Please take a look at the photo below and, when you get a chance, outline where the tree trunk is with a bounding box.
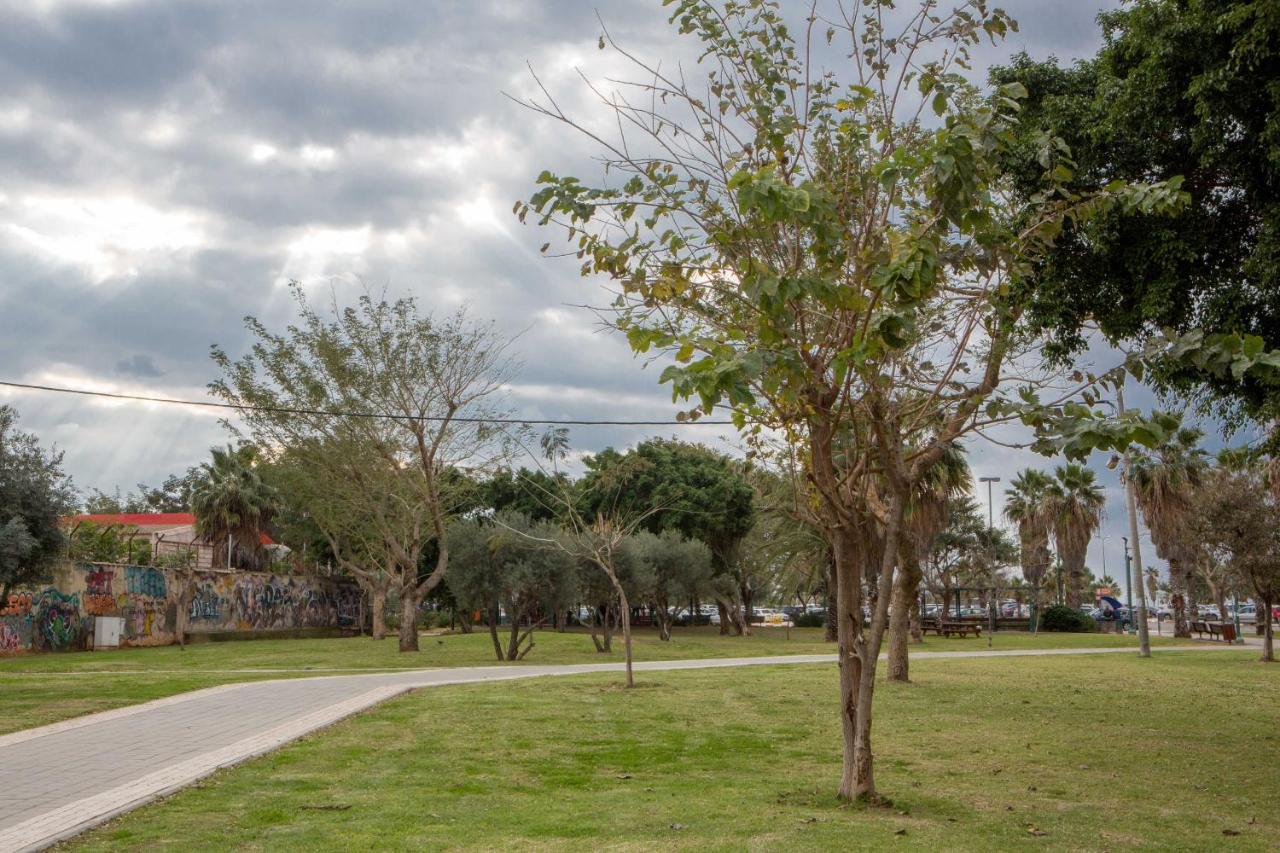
[855,503,903,803]
[825,555,838,643]
[1263,597,1274,664]
[739,581,754,637]
[598,565,634,688]
[716,601,730,635]
[398,589,420,652]
[370,586,387,641]
[1066,558,1083,609]
[834,526,862,802]
[655,592,672,641]
[458,609,473,634]
[487,602,503,661]
[886,554,920,682]
[1170,557,1190,638]
[909,596,923,644]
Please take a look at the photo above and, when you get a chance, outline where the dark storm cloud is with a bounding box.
[1,0,1143,586]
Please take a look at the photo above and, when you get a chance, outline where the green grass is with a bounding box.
[67,652,1278,852]
[0,627,1189,736]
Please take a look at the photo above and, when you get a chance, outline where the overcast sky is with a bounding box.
[2,0,1201,596]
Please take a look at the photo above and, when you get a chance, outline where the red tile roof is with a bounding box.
[68,512,196,527]
[64,513,274,545]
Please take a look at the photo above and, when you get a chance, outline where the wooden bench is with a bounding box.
[1191,621,1233,642]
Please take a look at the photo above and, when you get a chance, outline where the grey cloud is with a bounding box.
[114,354,164,378]
[2,0,1165,554]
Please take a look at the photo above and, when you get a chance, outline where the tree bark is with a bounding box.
[909,597,923,644]
[739,581,754,637]
[398,589,420,652]
[716,601,730,635]
[370,586,387,641]
[1170,557,1191,638]
[825,555,838,643]
[487,602,504,661]
[1066,559,1083,609]
[1263,597,1274,664]
[886,554,920,682]
[834,525,862,802]
[851,497,904,802]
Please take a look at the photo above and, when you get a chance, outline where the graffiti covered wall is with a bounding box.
[0,563,363,654]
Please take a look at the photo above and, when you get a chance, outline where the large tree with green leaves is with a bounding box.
[992,0,1280,427]
[211,284,514,652]
[521,0,1181,802]
[576,438,754,633]
[0,405,75,602]
[1191,465,1280,661]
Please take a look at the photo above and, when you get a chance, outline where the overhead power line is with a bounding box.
[0,380,735,427]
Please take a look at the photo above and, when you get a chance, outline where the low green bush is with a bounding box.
[793,611,826,628]
[1040,604,1096,632]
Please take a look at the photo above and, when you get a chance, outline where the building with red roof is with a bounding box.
[63,513,274,568]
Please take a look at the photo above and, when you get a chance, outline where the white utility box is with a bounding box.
[92,616,123,650]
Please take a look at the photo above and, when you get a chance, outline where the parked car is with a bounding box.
[1231,604,1257,623]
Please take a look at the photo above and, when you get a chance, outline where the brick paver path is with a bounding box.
[0,644,1253,851]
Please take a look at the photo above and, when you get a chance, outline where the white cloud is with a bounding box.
[1,194,206,281]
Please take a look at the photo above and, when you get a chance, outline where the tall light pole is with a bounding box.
[1117,387,1152,657]
[1122,536,1134,635]
[980,476,1000,648]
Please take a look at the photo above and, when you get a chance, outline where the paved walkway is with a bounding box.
[0,643,1254,851]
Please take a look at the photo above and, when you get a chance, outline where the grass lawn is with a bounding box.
[66,651,1278,851]
[1,627,1191,736]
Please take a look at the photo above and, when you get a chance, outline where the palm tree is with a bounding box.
[1004,468,1054,624]
[1046,464,1105,609]
[888,443,970,682]
[191,444,279,571]
[1126,416,1207,638]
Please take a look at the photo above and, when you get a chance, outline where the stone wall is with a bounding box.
[0,562,363,654]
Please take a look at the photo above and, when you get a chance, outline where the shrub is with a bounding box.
[793,611,826,628]
[1040,604,1096,632]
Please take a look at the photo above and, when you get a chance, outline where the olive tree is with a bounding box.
[447,512,578,661]
[519,0,1183,800]
[630,529,713,640]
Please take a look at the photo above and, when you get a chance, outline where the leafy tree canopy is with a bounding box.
[992,0,1280,425]
[576,438,754,565]
[0,405,76,596]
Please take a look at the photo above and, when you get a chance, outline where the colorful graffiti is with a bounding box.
[189,582,225,621]
[32,589,82,651]
[1,592,32,617]
[123,599,167,641]
[1,563,364,654]
[0,616,30,651]
[126,566,166,598]
[336,587,361,627]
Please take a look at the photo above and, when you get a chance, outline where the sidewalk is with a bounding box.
[0,644,1255,852]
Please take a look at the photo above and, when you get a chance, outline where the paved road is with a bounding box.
[0,644,1254,852]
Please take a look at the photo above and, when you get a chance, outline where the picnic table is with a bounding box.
[922,619,982,639]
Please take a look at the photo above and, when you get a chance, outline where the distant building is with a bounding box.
[63,513,276,569]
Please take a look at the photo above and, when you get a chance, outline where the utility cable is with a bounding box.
[0,380,735,427]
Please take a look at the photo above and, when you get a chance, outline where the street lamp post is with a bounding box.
[1123,537,1134,635]
[980,476,1001,649]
